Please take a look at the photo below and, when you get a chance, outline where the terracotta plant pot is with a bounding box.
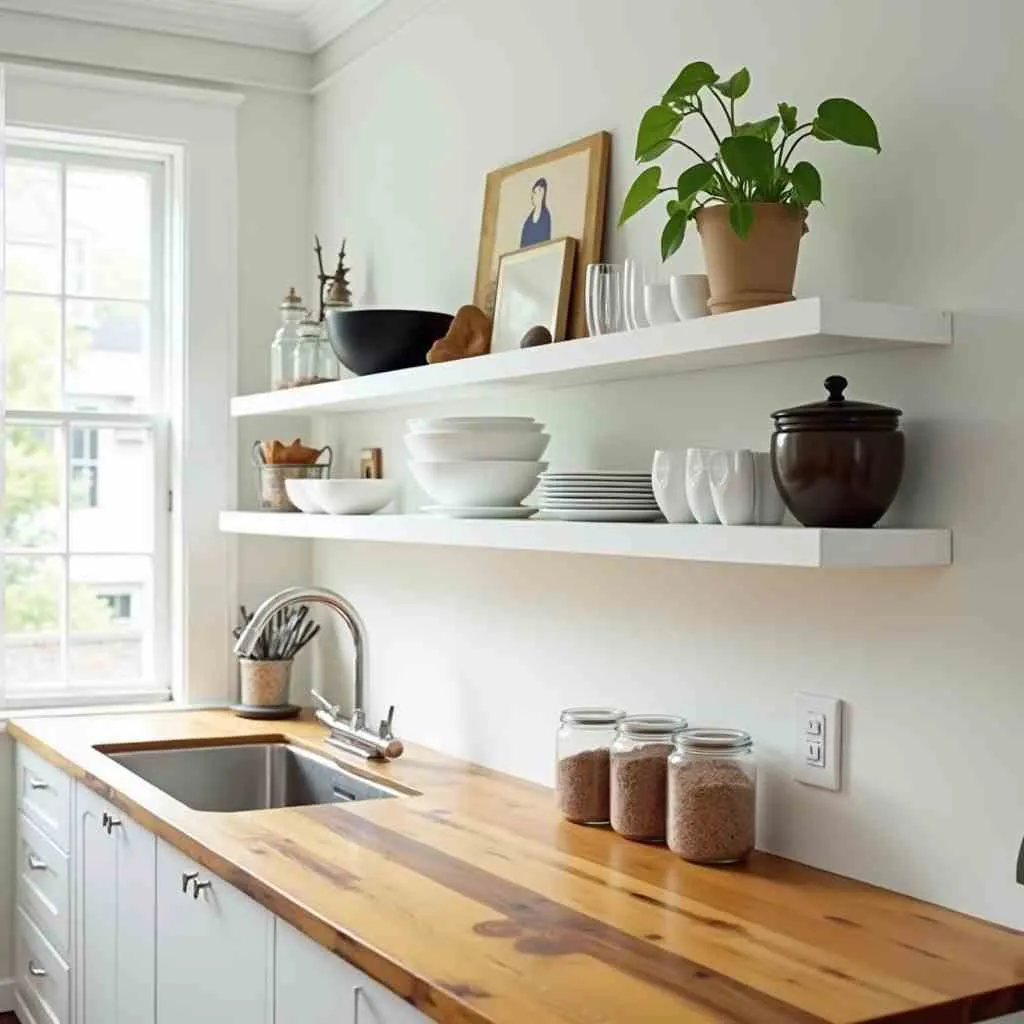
[693,203,806,315]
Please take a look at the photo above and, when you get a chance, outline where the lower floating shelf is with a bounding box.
[219,511,951,569]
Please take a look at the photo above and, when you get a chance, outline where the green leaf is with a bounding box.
[735,116,781,142]
[675,162,716,202]
[713,67,750,100]
[813,98,881,152]
[619,167,662,225]
[635,104,682,162]
[720,135,775,186]
[665,61,718,100]
[789,161,822,205]
[661,209,689,260]
[729,202,754,239]
[778,102,798,135]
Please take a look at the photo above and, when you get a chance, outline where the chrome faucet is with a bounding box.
[233,586,403,760]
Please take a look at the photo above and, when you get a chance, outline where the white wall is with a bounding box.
[311,0,1024,933]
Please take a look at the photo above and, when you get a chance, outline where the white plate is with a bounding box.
[542,472,650,480]
[540,501,661,510]
[408,416,542,434]
[540,508,664,522]
[540,486,656,495]
[423,505,537,519]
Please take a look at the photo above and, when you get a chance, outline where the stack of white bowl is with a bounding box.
[406,416,549,518]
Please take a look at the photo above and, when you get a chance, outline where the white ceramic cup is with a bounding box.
[669,274,711,320]
[753,451,786,525]
[684,448,720,524]
[709,449,756,526]
[652,450,696,524]
[644,283,679,326]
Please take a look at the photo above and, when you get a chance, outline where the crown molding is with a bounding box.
[301,0,385,52]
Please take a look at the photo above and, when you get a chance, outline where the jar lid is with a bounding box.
[618,714,687,738]
[771,375,902,432]
[280,286,304,310]
[297,318,324,337]
[676,727,752,752]
[560,706,626,726]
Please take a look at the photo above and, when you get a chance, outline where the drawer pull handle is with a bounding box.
[353,985,364,1022]
[27,853,47,872]
[28,777,49,791]
[101,812,122,835]
[28,959,47,978]
[192,879,213,900]
[181,871,199,894]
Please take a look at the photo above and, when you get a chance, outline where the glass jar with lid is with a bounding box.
[556,707,625,825]
[610,714,686,842]
[667,728,756,864]
[293,318,339,387]
[271,287,306,390]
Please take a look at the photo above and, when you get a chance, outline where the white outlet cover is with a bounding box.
[794,692,843,790]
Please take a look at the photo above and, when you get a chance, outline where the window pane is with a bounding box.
[3,555,63,687]
[5,295,61,409]
[66,166,151,300]
[3,425,62,550]
[70,426,155,553]
[69,555,152,684]
[65,300,150,412]
[5,160,61,293]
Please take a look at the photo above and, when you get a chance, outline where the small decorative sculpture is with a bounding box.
[314,235,353,320]
[427,305,492,364]
[520,325,553,349]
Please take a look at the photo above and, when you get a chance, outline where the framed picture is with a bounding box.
[492,238,576,353]
[474,131,610,340]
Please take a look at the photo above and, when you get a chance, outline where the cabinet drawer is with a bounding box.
[16,907,71,1024]
[17,813,70,958]
[17,746,71,853]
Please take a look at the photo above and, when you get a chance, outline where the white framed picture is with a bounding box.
[491,237,576,353]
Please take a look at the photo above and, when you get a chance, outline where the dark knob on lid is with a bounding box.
[824,375,848,404]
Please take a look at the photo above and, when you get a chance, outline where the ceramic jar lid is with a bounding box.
[771,375,902,432]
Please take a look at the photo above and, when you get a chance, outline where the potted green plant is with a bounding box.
[619,61,880,314]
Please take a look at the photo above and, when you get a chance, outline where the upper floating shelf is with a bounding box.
[232,298,953,418]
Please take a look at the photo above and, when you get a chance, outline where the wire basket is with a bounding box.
[252,442,333,512]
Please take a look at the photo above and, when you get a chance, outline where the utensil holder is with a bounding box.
[252,443,333,512]
[238,658,293,707]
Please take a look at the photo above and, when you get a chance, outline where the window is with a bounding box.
[1,137,170,703]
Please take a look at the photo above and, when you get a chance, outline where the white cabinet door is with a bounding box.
[276,920,428,1024]
[155,839,273,1024]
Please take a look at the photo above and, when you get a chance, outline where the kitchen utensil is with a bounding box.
[584,263,625,335]
[406,416,542,434]
[669,275,711,321]
[404,430,550,463]
[644,283,679,326]
[770,375,905,528]
[623,258,650,331]
[423,505,537,519]
[709,449,756,526]
[684,449,720,524]
[300,479,399,515]
[652,450,696,524]
[410,459,546,507]
[325,308,454,376]
[753,451,786,526]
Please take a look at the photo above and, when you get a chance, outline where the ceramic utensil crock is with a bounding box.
[770,375,904,528]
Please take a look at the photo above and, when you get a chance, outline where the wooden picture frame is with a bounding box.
[474,131,610,341]
[492,237,576,353]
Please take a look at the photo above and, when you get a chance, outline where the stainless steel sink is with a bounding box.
[104,742,402,813]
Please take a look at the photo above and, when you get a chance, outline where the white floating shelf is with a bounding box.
[220,512,952,569]
[232,298,952,418]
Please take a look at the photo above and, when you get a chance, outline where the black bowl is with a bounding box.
[325,308,453,376]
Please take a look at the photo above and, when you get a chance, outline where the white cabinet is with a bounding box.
[155,839,274,1024]
[276,920,428,1024]
[74,783,156,1024]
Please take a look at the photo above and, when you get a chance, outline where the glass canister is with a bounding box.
[556,707,625,825]
[667,728,757,864]
[271,287,306,390]
[610,715,686,842]
[293,318,339,387]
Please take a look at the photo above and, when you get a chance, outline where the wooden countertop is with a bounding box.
[10,710,1024,1024]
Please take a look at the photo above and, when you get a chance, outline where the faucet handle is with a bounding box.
[378,705,397,740]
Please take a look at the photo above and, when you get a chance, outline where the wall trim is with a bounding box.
[0,977,14,1013]
[303,0,386,53]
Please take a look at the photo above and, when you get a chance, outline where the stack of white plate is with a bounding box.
[405,416,549,518]
[539,472,662,522]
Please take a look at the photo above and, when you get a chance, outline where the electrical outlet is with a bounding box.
[794,692,843,791]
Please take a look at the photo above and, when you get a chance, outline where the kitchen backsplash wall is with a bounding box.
[311,0,1024,931]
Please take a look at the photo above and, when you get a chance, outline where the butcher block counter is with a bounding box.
[9,709,1024,1024]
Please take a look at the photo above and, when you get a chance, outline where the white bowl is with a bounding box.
[303,479,399,515]
[404,430,550,463]
[284,478,325,513]
[406,416,542,434]
[410,460,546,507]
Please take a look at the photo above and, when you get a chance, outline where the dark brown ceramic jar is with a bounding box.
[770,375,904,528]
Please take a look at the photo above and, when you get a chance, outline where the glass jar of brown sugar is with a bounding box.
[556,707,626,825]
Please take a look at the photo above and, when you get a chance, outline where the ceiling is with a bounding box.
[0,0,386,53]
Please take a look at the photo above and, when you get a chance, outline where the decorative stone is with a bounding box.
[427,305,492,364]
[520,325,553,349]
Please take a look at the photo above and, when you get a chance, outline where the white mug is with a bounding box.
[669,274,711,320]
[684,448,720,524]
[652,450,696,524]
[644,283,679,326]
[709,449,756,526]
[753,451,786,525]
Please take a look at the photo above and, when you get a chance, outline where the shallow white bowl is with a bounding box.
[303,479,399,515]
[284,478,325,513]
[406,416,542,434]
[405,430,550,463]
[410,459,546,507]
